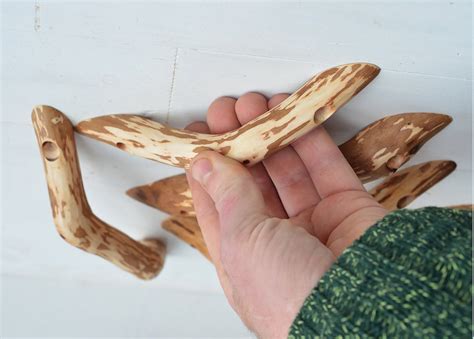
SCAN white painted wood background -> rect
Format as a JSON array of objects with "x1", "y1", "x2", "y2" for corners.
[{"x1": 1, "y1": 1, "x2": 472, "y2": 337}]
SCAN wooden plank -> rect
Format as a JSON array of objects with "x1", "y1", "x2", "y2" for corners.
[
  {"x1": 3, "y1": 276, "x2": 248, "y2": 337},
  {"x1": 2, "y1": 26, "x2": 175, "y2": 124},
  {"x1": 4, "y1": 2, "x2": 470, "y2": 79}
]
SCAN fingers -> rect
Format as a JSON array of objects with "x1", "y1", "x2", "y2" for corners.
[
  {"x1": 208, "y1": 95, "x2": 286, "y2": 218},
  {"x1": 191, "y1": 151, "x2": 267, "y2": 238},
  {"x1": 267, "y1": 93, "x2": 290, "y2": 109},
  {"x1": 260, "y1": 94, "x2": 321, "y2": 217},
  {"x1": 292, "y1": 126, "x2": 365, "y2": 199},
  {"x1": 185, "y1": 121, "x2": 210, "y2": 134},
  {"x1": 206, "y1": 97, "x2": 240, "y2": 133},
  {"x1": 310, "y1": 189, "x2": 385, "y2": 245},
  {"x1": 234, "y1": 92, "x2": 269, "y2": 124}
]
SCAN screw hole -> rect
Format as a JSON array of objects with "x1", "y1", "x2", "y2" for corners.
[
  {"x1": 42, "y1": 141, "x2": 60, "y2": 161},
  {"x1": 386, "y1": 155, "x2": 407, "y2": 171},
  {"x1": 408, "y1": 144, "x2": 422, "y2": 155},
  {"x1": 116, "y1": 142, "x2": 126, "y2": 150},
  {"x1": 397, "y1": 195, "x2": 415, "y2": 209},
  {"x1": 314, "y1": 106, "x2": 334, "y2": 123}
]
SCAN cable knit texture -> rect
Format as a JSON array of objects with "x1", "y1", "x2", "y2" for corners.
[{"x1": 289, "y1": 207, "x2": 472, "y2": 338}]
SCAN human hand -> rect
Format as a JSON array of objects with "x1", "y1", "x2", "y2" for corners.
[{"x1": 185, "y1": 93, "x2": 388, "y2": 338}]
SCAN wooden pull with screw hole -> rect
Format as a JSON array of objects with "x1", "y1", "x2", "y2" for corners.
[
  {"x1": 127, "y1": 174, "x2": 194, "y2": 217},
  {"x1": 369, "y1": 160, "x2": 456, "y2": 211},
  {"x1": 76, "y1": 63, "x2": 380, "y2": 168},
  {"x1": 340, "y1": 112, "x2": 452, "y2": 182},
  {"x1": 127, "y1": 112, "x2": 451, "y2": 217},
  {"x1": 32, "y1": 105, "x2": 166, "y2": 280}
]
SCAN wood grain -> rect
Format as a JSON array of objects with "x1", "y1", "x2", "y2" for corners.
[
  {"x1": 369, "y1": 160, "x2": 456, "y2": 211},
  {"x1": 76, "y1": 63, "x2": 380, "y2": 168},
  {"x1": 340, "y1": 112, "x2": 452, "y2": 182},
  {"x1": 128, "y1": 112, "x2": 451, "y2": 216},
  {"x1": 32, "y1": 105, "x2": 166, "y2": 280},
  {"x1": 127, "y1": 174, "x2": 194, "y2": 217},
  {"x1": 162, "y1": 216, "x2": 210, "y2": 260}
]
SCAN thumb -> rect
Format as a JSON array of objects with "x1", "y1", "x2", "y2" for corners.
[{"x1": 191, "y1": 151, "x2": 267, "y2": 237}]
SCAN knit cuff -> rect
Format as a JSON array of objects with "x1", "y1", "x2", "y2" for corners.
[{"x1": 289, "y1": 207, "x2": 472, "y2": 338}]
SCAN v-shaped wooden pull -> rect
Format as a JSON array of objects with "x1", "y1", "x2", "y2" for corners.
[
  {"x1": 32, "y1": 105, "x2": 166, "y2": 279},
  {"x1": 369, "y1": 160, "x2": 456, "y2": 211}
]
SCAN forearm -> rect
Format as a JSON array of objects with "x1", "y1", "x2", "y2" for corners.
[{"x1": 289, "y1": 207, "x2": 472, "y2": 338}]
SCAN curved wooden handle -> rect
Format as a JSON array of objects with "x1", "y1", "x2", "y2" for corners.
[
  {"x1": 127, "y1": 174, "x2": 193, "y2": 217},
  {"x1": 32, "y1": 105, "x2": 166, "y2": 280},
  {"x1": 162, "y1": 216, "x2": 210, "y2": 260},
  {"x1": 127, "y1": 112, "x2": 452, "y2": 217},
  {"x1": 369, "y1": 160, "x2": 456, "y2": 211},
  {"x1": 340, "y1": 112, "x2": 452, "y2": 182},
  {"x1": 76, "y1": 63, "x2": 380, "y2": 168}
]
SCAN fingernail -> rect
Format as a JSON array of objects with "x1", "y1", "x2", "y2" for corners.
[{"x1": 192, "y1": 158, "x2": 213, "y2": 184}]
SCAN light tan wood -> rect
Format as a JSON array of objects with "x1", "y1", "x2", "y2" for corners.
[
  {"x1": 128, "y1": 112, "x2": 451, "y2": 216},
  {"x1": 369, "y1": 160, "x2": 456, "y2": 211},
  {"x1": 162, "y1": 216, "x2": 210, "y2": 260},
  {"x1": 340, "y1": 112, "x2": 452, "y2": 182},
  {"x1": 127, "y1": 174, "x2": 194, "y2": 216},
  {"x1": 32, "y1": 105, "x2": 166, "y2": 280},
  {"x1": 76, "y1": 63, "x2": 380, "y2": 168}
]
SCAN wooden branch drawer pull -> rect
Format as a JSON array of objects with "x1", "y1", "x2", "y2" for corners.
[
  {"x1": 127, "y1": 112, "x2": 452, "y2": 217},
  {"x1": 162, "y1": 216, "x2": 210, "y2": 260},
  {"x1": 370, "y1": 160, "x2": 456, "y2": 211},
  {"x1": 340, "y1": 112, "x2": 452, "y2": 182},
  {"x1": 76, "y1": 63, "x2": 380, "y2": 168},
  {"x1": 32, "y1": 105, "x2": 166, "y2": 280},
  {"x1": 128, "y1": 174, "x2": 194, "y2": 217}
]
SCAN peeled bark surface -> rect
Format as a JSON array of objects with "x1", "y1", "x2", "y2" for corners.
[
  {"x1": 128, "y1": 113, "x2": 451, "y2": 217},
  {"x1": 32, "y1": 105, "x2": 166, "y2": 280},
  {"x1": 127, "y1": 174, "x2": 194, "y2": 217},
  {"x1": 340, "y1": 112, "x2": 452, "y2": 182},
  {"x1": 162, "y1": 216, "x2": 210, "y2": 260},
  {"x1": 369, "y1": 160, "x2": 456, "y2": 211},
  {"x1": 76, "y1": 63, "x2": 380, "y2": 168}
]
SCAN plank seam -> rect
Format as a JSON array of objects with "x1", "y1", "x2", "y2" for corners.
[
  {"x1": 166, "y1": 47, "x2": 180, "y2": 124},
  {"x1": 181, "y1": 47, "x2": 472, "y2": 82}
]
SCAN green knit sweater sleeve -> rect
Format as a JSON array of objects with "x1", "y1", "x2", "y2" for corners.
[{"x1": 289, "y1": 207, "x2": 472, "y2": 338}]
